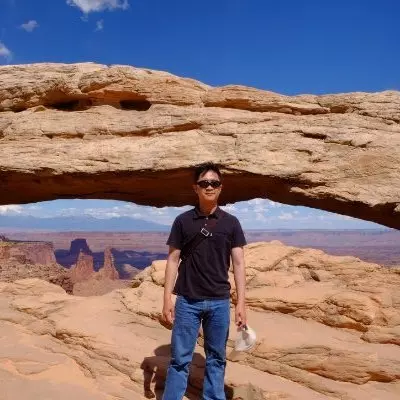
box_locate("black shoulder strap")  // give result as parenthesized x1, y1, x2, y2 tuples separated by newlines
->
(180, 214, 222, 261)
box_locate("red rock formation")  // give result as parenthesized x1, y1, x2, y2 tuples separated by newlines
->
(69, 251, 95, 284)
(17, 242, 56, 265)
(71, 248, 121, 296)
(0, 239, 56, 265)
(0, 244, 11, 260)
(0, 240, 73, 293)
(97, 247, 119, 280)
(56, 238, 94, 269)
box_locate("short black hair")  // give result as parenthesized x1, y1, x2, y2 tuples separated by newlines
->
(194, 162, 222, 182)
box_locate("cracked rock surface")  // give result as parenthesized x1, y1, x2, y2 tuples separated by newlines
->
(1, 63, 400, 228)
(1, 242, 400, 399)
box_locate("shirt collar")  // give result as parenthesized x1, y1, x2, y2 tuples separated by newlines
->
(193, 205, 222, 219)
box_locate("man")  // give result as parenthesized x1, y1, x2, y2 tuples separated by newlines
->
(162, 162, 247, 400)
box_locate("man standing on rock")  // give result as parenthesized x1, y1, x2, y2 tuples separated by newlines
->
(162, 162, 247, 400)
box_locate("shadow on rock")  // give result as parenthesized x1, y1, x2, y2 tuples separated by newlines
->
(141, 344, 237, 399)
(141, 344, 206, 400)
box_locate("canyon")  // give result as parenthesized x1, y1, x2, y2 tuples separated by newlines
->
(4, 229, 400, 267)
(0, 236, 130, 296)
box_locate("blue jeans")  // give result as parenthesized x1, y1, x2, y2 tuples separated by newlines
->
(162, 296, 230, 400)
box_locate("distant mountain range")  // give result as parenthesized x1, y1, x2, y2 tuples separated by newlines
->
(0, 215, 170, 231)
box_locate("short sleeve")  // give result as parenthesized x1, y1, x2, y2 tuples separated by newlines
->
(231, 217, 247, 248)
(166, 216, 184, 249)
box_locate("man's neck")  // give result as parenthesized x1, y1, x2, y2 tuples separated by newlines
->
(198, 202, 218, 216)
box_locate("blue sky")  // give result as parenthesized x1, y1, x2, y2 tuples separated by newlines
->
(0, 0, 398, 229)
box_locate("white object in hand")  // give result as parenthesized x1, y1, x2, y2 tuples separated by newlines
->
(234, 324, 256, 352)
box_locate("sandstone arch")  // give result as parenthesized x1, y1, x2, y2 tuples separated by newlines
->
(0, 63, 399, 228)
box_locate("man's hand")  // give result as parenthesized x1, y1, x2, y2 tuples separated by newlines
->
(235, 302, 247, 327)
(162, 296, 175, 326)
(232, 246, 247, 327)
(161, 247, 180, 330)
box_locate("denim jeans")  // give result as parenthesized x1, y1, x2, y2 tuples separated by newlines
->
(162, 295, 230, 400)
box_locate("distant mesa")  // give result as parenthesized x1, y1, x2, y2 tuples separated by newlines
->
(70, 238, 92, 256)
(0, 233, 162, 294)
(1, 233, 166, 297)
(0, 237, 56, 265)
(56, 238, 166, 279)
(0, 235, 122, 295)
(56, 238, 95, 270)
(0, 236, 73, 293)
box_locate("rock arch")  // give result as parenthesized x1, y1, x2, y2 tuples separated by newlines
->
(0, 63, 399, 228)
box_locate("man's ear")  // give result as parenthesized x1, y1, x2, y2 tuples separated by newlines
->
(192, 184, 198, 194)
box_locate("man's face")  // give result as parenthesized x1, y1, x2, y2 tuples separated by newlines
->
(193, 170, 222, 203)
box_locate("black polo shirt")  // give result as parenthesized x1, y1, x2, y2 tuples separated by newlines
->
(166, 206, 247, 300)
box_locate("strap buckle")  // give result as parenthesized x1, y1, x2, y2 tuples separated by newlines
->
(201, 227, 212, 237)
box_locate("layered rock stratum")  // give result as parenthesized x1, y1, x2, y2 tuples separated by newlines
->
(1, 241, 399, 399)
(0, 239, 73, 293)
(0, 63, 400, 228)
(0, 238, 56, 265)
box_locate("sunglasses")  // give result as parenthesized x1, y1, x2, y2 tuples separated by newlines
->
(196, 180, 222, 189)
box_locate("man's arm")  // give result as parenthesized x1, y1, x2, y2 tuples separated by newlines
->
(231, 246, 247, 327)
(162, 246, 181, 325)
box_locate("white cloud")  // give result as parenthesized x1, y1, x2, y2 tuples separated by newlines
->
(221, 204, 237, 212)
(278, 212, 294, 220)
(0, 205, 23, 215)
(244, 198, 285, 215)
(67, 0, 129, 13)
(26, 205, 41, 210)
(0, 42, 12, 61)
(255, 213, 267, 222)
(20, 20, 39, 32)
(58, 207, 79, 217)
(95, 19, 104, 31)
(52, 203, 181, 225)
(267, 200, 282, 208)
(0, 199, 382, 231)
(248, 198, 264, 205)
